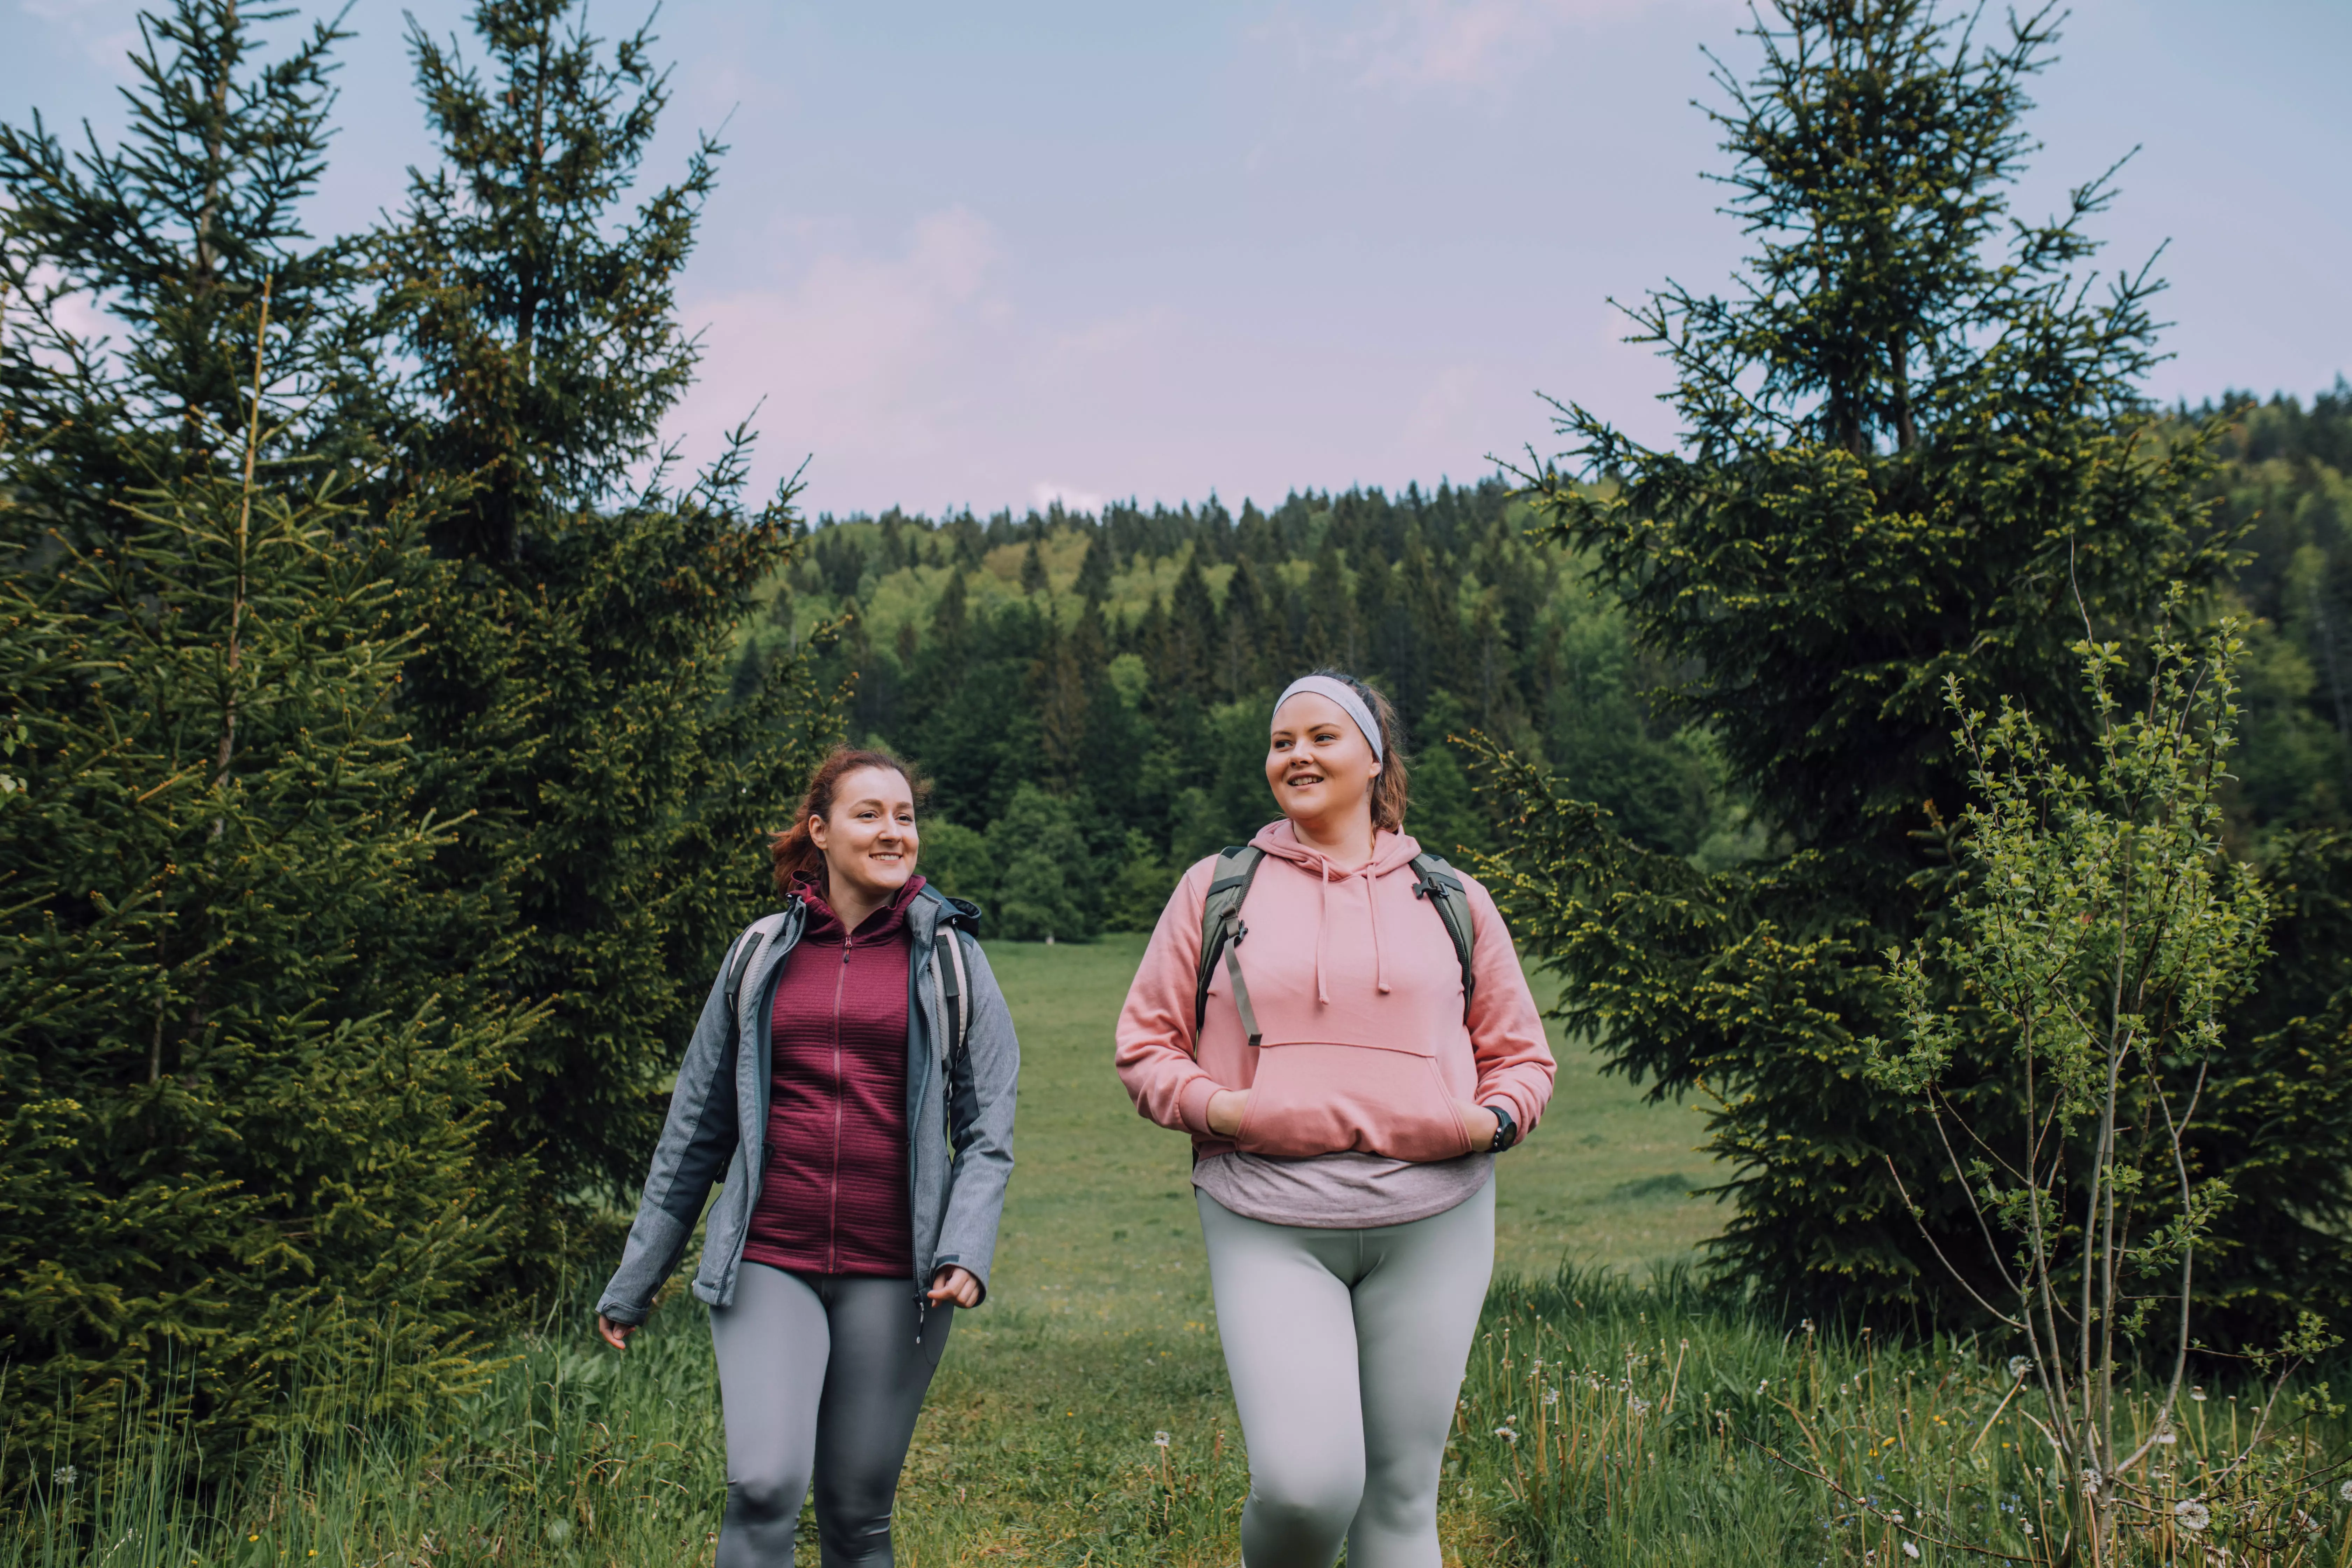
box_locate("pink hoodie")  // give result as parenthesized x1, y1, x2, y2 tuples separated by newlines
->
(1115, 821, 1556, 1163)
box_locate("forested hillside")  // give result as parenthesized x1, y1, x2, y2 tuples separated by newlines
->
(726, 481, 1753, 939)
(2205, 379, 2352, 832)
(722, 383, 2351, 944)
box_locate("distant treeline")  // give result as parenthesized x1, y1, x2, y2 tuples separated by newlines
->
(721, 379, 2352, 943)
(2200, 379, 2352, 834)
(726, 479, 1754, 939)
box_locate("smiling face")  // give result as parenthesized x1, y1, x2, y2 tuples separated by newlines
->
(808, 765, 919, 908)
(1266, 691, 1381, 833)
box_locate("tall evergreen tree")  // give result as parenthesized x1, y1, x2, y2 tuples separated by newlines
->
(0, 0, 522, 1462)
(1468, 0, 2338, 1325)
(381, 0, 836, 1212)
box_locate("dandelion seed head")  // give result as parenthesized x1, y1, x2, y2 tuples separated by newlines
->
(50, 1465, 75, 1486)
(2007, 1356, 2032, 1382)
(1902, 1542, 1920, 1560)
(1153, 1431, 1170, 1447)
(2174, 1500, 2211, 1533)
(1493, 1426, 1518, 1443)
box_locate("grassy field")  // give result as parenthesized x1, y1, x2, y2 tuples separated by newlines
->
(1, 932, 1722, 1568)
(883, 933, 1727, 1564)
(16, 933, 2351, 1567)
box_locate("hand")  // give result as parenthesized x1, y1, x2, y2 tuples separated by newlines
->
(596, 1313, 639, 1351)
(1458, 1101, 1500, 1151)
(927, 1265, 981, 1308)
(1206, 1088, 1249, 1138)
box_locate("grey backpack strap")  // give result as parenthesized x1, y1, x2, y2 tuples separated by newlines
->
(724, 911, 792, 1039)
(928, 923, 969, 1058)
(1194, 846, 1266, 1051)
(1409, 852, 1477, 1018)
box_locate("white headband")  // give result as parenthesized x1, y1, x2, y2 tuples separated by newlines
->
(1273, 675, 1383, 760)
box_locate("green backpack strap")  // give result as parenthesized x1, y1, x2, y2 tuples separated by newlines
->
(1193, 846, 1266, 1051)
(1409, 852, 1477, 1019)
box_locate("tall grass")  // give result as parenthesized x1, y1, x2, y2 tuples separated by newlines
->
(1455, 1269, 2352, 1568)
(1, 1303, 730, 1568)
(10, 1270, 2349, 1567)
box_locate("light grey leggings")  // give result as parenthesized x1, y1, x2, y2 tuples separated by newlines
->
(707, 1265, 952, 1568)
(1198, 1181, 1494, 1568)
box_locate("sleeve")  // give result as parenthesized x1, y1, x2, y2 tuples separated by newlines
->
(595, 947, 744, 1325)
(1461, 875, 1557, 1138)
(1113, 856, 1227, 1137)
(935, 932, 1018, 1303)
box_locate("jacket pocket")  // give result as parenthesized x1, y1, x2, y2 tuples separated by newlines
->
(1233, 1042, 1473, 1162)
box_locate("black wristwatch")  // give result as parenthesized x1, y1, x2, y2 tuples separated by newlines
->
(1485, 1103, 1518, 1153)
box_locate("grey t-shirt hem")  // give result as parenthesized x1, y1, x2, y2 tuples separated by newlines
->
(1191, 1149, 1493, 1230)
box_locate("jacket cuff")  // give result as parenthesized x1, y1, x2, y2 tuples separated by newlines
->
(1178, 1076, 1223, 1137)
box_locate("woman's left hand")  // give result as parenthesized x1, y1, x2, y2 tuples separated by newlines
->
(1458, 1101, 1499, 1152)
(927, 1265, 981, 1308)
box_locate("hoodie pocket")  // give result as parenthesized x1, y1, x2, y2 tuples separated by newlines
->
(1234, 1042, 1474, 1162)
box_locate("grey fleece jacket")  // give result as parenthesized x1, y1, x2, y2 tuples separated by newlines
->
(596, 886, 1018, 1327)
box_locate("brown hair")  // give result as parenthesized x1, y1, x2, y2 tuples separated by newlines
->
(1296, 668, 1411, 833)
(770, 747, 928, 897)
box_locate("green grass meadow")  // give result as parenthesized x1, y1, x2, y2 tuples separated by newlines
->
(20, 937, 2343, 1567)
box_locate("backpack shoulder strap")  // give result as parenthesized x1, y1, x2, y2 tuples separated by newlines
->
(724, 910, 792, 1034)
(1194, 846, 1266, 1050)
(1409, 852, 1477, 1019)
(919, 884, 973, 1058)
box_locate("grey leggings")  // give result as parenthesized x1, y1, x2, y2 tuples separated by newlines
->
(1198, 1181, 1495, 1568)
(707, 1265, 952, 1567)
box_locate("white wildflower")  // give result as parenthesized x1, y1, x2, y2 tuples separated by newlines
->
(1153, 1432, 1170, 1448)
(51, 1465, 76, 1487)
(2007, 1356, 2032, 1382)
(1902, 1542, 1920, 1560)
(1493, 1426, 1518, 1444)
(2339, 1480, 2352, 1503)
(2174, 1500, 2211, 1533)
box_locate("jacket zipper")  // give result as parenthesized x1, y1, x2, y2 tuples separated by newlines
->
(828, 934, 851, 1275)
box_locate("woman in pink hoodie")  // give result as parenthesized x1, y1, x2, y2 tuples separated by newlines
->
(1116, 670, 1555, 1568)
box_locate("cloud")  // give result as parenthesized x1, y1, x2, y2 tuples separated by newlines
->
(1326, 0, 1716, 91)
(665, 206, 1003, 493)
(20, 0, 148, 77)
(1031, 481, 1106, 514)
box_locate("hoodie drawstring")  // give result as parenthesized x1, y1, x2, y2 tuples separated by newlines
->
(1304, 849, 1389, 1003)
(1314, 857, 1331, 1004)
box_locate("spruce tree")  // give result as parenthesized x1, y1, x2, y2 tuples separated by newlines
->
(1466, 0, 2339, 1324)
(380, 0, 838, 1213)
(0, 0, 522, 1461)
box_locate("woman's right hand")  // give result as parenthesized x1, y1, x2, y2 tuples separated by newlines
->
(596, 1314, 638, 1351)
(1206, 1089, 1249, 1138)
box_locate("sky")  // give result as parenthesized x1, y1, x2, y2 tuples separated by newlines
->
(7, 0, 2348, 520)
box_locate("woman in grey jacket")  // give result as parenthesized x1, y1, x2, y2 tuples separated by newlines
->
(596, 748, 1019, 1568)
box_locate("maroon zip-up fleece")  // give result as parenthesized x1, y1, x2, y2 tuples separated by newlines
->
(740, 877, 923, 1278)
